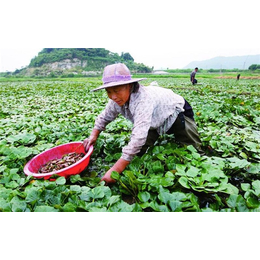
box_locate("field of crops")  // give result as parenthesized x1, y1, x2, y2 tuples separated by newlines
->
(0, 77, 260, 212)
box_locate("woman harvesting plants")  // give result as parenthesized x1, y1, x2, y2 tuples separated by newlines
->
(83, 63, 202, 183)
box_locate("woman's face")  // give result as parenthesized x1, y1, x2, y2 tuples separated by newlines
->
(106, 84, 132, 106)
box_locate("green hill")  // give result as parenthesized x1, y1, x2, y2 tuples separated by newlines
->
(22, 48, 152, 77)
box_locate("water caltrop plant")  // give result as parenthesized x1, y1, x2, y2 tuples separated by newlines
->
(0, 78, 260, 211)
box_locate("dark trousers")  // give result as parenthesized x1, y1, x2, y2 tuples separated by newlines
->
(138, 100, 202, 156)
(192, 79, 197, 85)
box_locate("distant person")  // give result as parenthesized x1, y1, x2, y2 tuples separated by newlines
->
(190, 67, 198, 85)
(83, 63, 202, 184)
(237, 74, 240, 80)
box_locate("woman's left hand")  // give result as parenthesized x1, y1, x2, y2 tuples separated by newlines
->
(100, 158, 130, 184)
(101, 169, 116, 184)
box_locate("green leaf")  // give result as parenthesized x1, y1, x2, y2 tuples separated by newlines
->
(187, 145, 197, 154)
(246, 163, 260, 174)
(104, 154, 113, 162)
(25, 187, 41, 203)
(88, 206, 107, 212)
(148, 175, 174, 188)
(111, 171, 120, 180)
(227, 194, 238, 208)
(246, 195, 260, 209)
(107, 195, 121, 207)
(55, 177, 66, 185)
(69, 174, 82, 183)
(70, 185, 81, 193)
(156, 154, 166, 161)
(6, 180, 19, 189)
(0, 165, 7, 173)
(158, 186, 172, 204)
(20, 133, 37, 145)
(236, 195, 249, 212)
(169, 201, 182, 212)
(9, 146, 33, 159)
(158, 186, 186, 204)
(62, 202, 77, 212)
(245, 141, 259, 153)
(203, 169, 226, 182)
(239, 152, 248, 160)
(128, 157, 142, 171)
(7, 133, 36, 145)
(151, 161, 164, 173)
(89, 186, 106, 200)
(226, 157, 250, 169)
(152, 146, 165, 155)
(0, 198, 11, 212)
(170, 192, 187, 201)
(186, 166, 200, 177)
(175, 164, 187, 176)
(224, 183, 239, 195)
(241, 183, 250, 192)
(108, 200, 135, 212)
(79, 187, 91, 201)
(178, 177, 190, 189)
(10, 197, 27, 212)
(252, 180, 260, 196)
(34, 206, 59, 212)
(138, 191, 150, 203)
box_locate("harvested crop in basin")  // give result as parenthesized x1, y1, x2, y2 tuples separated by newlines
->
(38, 152, 85, 173)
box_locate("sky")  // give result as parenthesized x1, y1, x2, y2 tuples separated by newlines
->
(1, 0, 259, 72)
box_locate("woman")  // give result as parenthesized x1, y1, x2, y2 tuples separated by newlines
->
(83, 63, 202, 183)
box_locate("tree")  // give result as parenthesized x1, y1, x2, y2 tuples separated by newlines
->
(121, 52, 134, 62)
(248, 64, 260, 70)
(40, 48, 55, 54)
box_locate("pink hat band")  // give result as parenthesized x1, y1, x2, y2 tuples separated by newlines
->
(103, 74, 132, 84)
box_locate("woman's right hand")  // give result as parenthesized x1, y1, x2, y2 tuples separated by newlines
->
(83, 138, 94, 152)
(83, 129, 100, 152)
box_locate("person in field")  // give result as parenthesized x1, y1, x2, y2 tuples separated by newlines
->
(83, 63, 202, 183)
(190, 67, 198, 85)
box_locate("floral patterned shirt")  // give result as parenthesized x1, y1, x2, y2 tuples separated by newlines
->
(94, 85, 185, 161)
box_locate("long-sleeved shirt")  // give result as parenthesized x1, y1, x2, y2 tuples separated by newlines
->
(94, 85, 185, 161)
(190, 71, 196, 82)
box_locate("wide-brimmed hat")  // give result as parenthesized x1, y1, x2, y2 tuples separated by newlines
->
(92, 63, 146, 91)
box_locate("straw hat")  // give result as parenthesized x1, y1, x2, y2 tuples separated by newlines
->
(92, 63, 146, 91)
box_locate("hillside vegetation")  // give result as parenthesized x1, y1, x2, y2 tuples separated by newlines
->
(13, 48, 153, 77)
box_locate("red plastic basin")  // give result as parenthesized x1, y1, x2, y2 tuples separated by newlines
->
(24, 142, 93, 179)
